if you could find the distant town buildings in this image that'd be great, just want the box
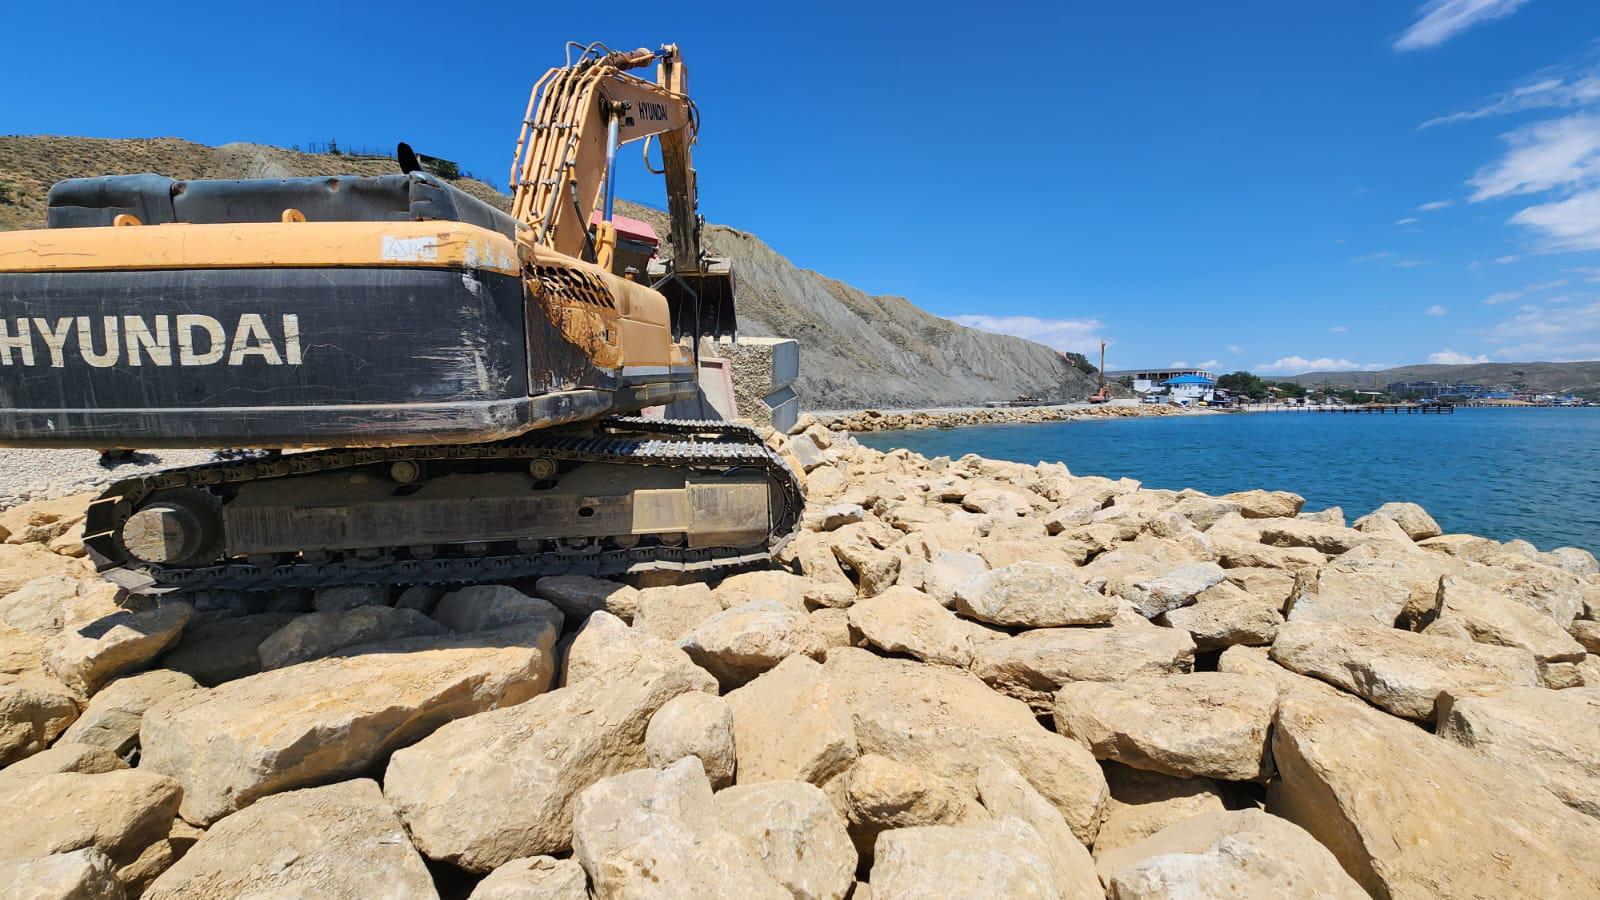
[1384,380,1581,404]
[1109,368,1218,405]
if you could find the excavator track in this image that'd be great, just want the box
[83,418,803,593]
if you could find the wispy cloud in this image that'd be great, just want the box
[1169,360,1190,368]
[1424,57,1600,127]
[1484,278,1573,304]
[1427,304,1449,316]
[1394,259,1430,268]
[1329,325,1349,333]
[1428,349,1491,364]
[1495,254,1521,264]
[1395,0,1533,52]
[1418,200,1455,210]
[1353,251,1393,263]
[1510,189,1600,250]
[1476,299,1600,359]
[1226,344,1244,355]
[1197,359,1222,370]
[1485,290,1524,304]
[1469,114,1600,202]
[1395,217,1420,226]
[948,314,1106,355]
[1254,356,1392,375]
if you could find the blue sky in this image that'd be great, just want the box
[6,0,1600,373]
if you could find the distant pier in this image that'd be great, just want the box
[1237,403,1455,415]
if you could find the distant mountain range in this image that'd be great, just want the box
[1281,361,1600,398]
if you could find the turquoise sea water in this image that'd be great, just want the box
[856,407,1600,554]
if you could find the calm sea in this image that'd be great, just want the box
[856,407,1600,554]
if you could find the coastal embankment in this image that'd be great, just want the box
[2,421,1598,897]
[815,400,1196,432]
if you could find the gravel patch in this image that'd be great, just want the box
[0,448,216,509]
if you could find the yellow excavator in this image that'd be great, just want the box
[0,41,802,593]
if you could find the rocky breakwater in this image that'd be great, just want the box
[817,403,1186,433]
[2,425,1600,897]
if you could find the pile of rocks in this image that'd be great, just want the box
[816,403,1185,433]
[3,423,1600,898]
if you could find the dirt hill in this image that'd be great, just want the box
[0,136,1094,409]
[1283,361,1600,398]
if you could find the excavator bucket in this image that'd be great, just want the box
[650,258,737,342]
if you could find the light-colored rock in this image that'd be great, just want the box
[726,655,858,785]
[382,629,715,871]
[257,605,447,669]
[141,623,558,826]
[144,779,437,900]
[469,856,588,900]
[646,691,736,788]
[1354,501,1442,540]
[0,848,124,900]
[1110,562,1226,618]
[842,753,980,863]
[1221,489,1304,519]
[1157,581,1281,649]
[1574,620,1600,654]
[1224,567,1296,607]
[679,598,828,688]
[826,648,1108,845]
[1545,546,1600,576]
[1093,765,1227,856]
[0,544,86,597]
[431,584,564,634]
[1458,559,1588,626]
[43,602,191,697]
[0,770,180,868]
[572,757,788,899]
[58,669,196,758]
[0,576,119,638]
[848,585,972,666]
[973,624,1196,710]
[1213,536,1324,572]
[533,573,641,621]
[1053,673,1276,781]
[1258,520,1372,555]
[716,780,857,900]
[310,583,389,612]
[818,503,866,531]
[561,609,708,687]
[832,541,901,597]
[1298,505,1345,526]
[0,494,93,545]
[1215,645,1351,703]
[961,486,1035,517]
[977,759,1103,899]
[1171,496,1243,531]
[1437,686,1600,819]
[918,552,989,611]
[953,561,1116,628]
[1097,809,1367,899]
[156,612,295,686]
[632,582,723,641]
[1269,691,1600,899]
[869,819,1061,899]
[1283,566,1412,627]
[1270,620,1539,721]
[1425,575,1586,663]
[1,671,80,766]
[0,741,125,787]
[714,568,808,610]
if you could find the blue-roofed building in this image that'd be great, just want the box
[1161,373,1217,404]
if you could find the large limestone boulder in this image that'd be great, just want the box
[973,624,1195,710]
[844,753,979,862]
[976,759,1103,899]
[561,609,708,687]
[144,779,437,900]
[0,671,80,766]
[1053,673,1276,781]
[1354,502,1441,540]
[0,575,119,638]
[869,819,1062,898]
[571,757,788,899]
[678,598,827,689]
[0,543,89,596]
[953,561,1115,628]
[714,568,809,611]
[0,494,93,545]
[1459,559,1588,626]
[1269,691,1600,898]
[43,602,191,696]
[0,848,124,900]
[1213,536,1324,572]
[257,605,447,669]
[533,573,640,622]
[1096,809,1366,899]
[825,648,1108,845]
[848,585,972,667]
[1423,575,1586,664]
[1283,566,1412,627]
[431,584,564,634]
[141,623,558,825]
[0,741,125,787]
[646,690,736,788]
[1110,562,1226,619]
[1221,489,1303,519]
[726,655,858,786]
[832,540,901,597]
[383,626,716,871]
[469,857,588,899]
[157,612,295,685]
[1437,686,1600,819]
[715,780,857,900]
[1269,620,1538,721]
[1093,765,1227,856]
[1259,520,1372,555]
[1156,581,1282,649]
[632,582,723,641]
[1172,496,1244,531]
[59,669,197,759]
[0,770,180,868]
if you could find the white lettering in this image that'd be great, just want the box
[177,314,226,366]
[227,313,283,366]
[32,317,72,368]
[282,314,302,366]
[75,316,119,367]
[124,315,172,366]
[0,319,34,366]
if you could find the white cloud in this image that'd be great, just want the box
[1509,188,1600,250]
[1353,251,1392,263]
[1226,344,1244,355]
[1169,360,1191,368]
[1394,259,1430,268]
[1418,200,1455,210]
[1428,349,1492,364]
[1484,290,1523,304]
[1395,217,1420,225]
[1483,278,1573,304]
[1494,254,1521,264]
[1395,0,1532,51]
[1427,304,1449,315]
[1329,325,1349,333]
[1424,59,1600,127]
[1469,114,1600,202]
[1197,360,1221,370]
[1254,357,1392,375]
[947,314,1106,355]
[1476,299,1600,359]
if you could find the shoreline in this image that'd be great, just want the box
[808,400,1211,433]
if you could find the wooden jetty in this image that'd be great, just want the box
[1236,403,1455,415]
